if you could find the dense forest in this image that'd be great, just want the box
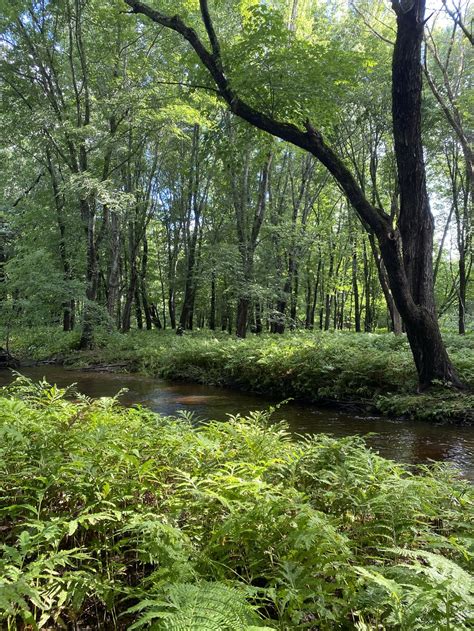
[0,1,473,629]
[0,0,472,378]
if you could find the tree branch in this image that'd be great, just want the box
[123,0,390,237]
[442,0,473,45]
[12,171,45,207]
[199,0,222,65]
[351,4,395,46]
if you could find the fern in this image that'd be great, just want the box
[356,549,474,630]
[0,378,472,629]
[127,582,272,630]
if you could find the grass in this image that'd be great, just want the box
[5,327,474,423]
[0,377,473,629]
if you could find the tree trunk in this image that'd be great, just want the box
[121,268,136,333]
[255,301,263,333]
[122,225,138,333]
[63,300,75,332]
[139,237,153,331]
[156,241,167,329]
[79,199,98,349]
[290,263,299,323]
[135,284,143,330]
[368,234,402,334]
[352,241,361,332]
[149,304,162,329]
[272,279,290,334]
[388,0,462,387]
[209,271,216,330]
[46,150,75,333]
[167,288,175,329]
[324,293,332,331]
[180,265,197,329]
[180,123,205,330]
[458,256,466,335]
[106,212,121,323]
[339,292,346,330]
[362,240,373,332]
[236,296,249,338]
[309,270,319,329]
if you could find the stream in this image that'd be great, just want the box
[1,366,473,479]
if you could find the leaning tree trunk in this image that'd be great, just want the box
[388,0,462,388]
[367,234,402,334]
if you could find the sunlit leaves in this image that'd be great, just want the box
[221,3,363,127]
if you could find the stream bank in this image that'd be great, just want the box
[2,365,473,479]
[6,328,474,424]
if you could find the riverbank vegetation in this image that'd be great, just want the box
[6,328,474,423]
[1,377,473,629]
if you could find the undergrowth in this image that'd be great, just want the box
[6,328,474,422]
[0,377,473,629]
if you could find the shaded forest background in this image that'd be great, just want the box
[0,0,471,343]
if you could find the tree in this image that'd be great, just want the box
[423,8,473,334]
[219,120,272,337]
[123,0,463,389]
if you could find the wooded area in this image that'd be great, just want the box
[1,3,473,629]
[0,0,471,388]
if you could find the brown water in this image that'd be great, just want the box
[1,366,473,479]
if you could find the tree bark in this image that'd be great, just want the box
[209,271,216,330]
[180,124,204,330]
[352,240,361,333]
[140,238,153,330]
[106,212,121,325]
[389,0,461,386]
[306,258,321,329]
[79,198,98,349]
[236,296,250,338]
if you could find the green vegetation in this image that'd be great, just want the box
[1,3,472,628]
[0,1,472,389]
[1,377,473,630]
[7,328,474,423]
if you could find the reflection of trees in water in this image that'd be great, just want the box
[409,434,448,463]
[411,434,472,479]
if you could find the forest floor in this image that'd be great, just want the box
[0,379,472,629]
[5,328,474,424]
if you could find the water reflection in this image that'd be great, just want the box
[0,367,472,479]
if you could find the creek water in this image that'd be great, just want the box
[1,366,473,479]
